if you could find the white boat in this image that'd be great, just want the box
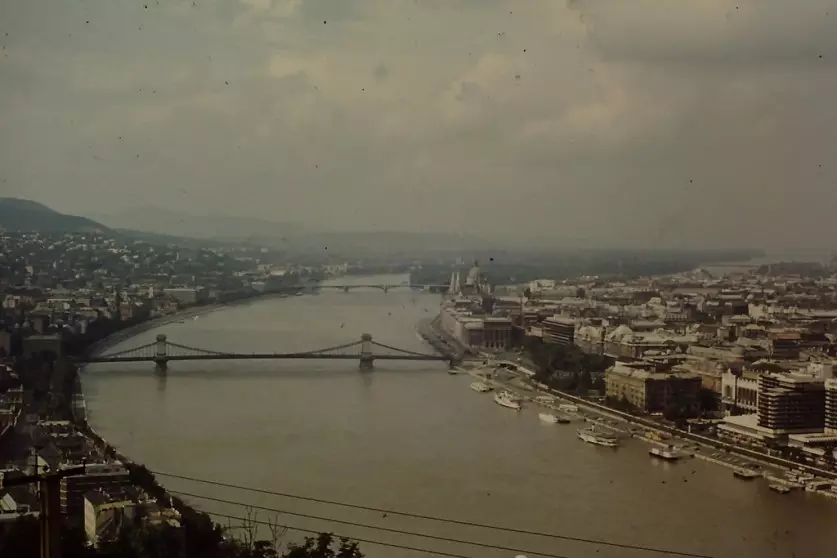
[577,428,619,447]
[769,483,791,494]
[649,446,684,461]
[494,391,522,410]
[539,412,559,423]
[733,468,761,480]
[534,395,556,405]
[558,404,579,413]
[470,382,493,393]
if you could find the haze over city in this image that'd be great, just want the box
[1,0,836,249]
[7,4,837,557]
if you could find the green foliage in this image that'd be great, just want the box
[523,337,609,393]
[282,533,363,558]
[0,516,361,558]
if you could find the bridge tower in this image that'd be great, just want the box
[359,333,374,370]
[154,334,168,374]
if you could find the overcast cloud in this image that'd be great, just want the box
[1,0,835,250]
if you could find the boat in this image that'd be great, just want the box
[649,446,684,461]
[806,480,832,492]
[577,428,619,447]
[769,484,791,494]
[538,413,559,424]
[534,395,556,405]
[494,391,522,410]
[558,404,579,413]
[470,382,493,393]
[733,468,761,480]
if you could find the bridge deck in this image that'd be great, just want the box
[79,353,449,364]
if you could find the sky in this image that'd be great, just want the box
[1,0,836,250]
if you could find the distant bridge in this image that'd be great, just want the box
[286,284,449,293]
[73,334,457,371]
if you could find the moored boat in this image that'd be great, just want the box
[538,412,559,423]
[649,446,684,461]
[494,391,522,410]
[577,428,619,447]
[769,483,791,494]
[470,381,493,393]
[733,468,761,480]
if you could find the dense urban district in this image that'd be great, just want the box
[2,223,837,556]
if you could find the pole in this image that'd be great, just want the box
[39,476,63,558]
[2,465,86,558]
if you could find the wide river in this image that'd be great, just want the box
[83,274,837,558]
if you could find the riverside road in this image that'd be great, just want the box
[82,274,837,558]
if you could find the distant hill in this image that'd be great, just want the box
[0,198,109,233]
[89,206,308,242]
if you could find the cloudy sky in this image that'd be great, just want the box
[1,1,835,249]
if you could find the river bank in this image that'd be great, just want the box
[85,293,293,358]
[463,363,837,502]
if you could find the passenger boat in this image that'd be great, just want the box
[493,391,522,410]
[769,484,791,494]
[470,382,493,393]
[538,413,559,424]
[732,468,761,480]
[577,428,619,447]
[649,446,684,461]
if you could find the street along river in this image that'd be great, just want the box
[83,275,837,558]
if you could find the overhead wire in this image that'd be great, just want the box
[170,490,574,558]
[207,510,483,558]
[153,470,721,558]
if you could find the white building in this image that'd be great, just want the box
[84,489,140,548]
[721,369,759,414]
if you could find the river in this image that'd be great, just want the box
[82,274,837,558]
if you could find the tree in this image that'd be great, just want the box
[282,533,364,558]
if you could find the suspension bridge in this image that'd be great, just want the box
[73,334,458,371]
[286,283,449,293]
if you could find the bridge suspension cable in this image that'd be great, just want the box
[165,341,230,356]
[98,342,157,358]
[370,340,438,358]
[296,340,362,355]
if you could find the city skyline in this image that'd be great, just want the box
[2,1,836,250]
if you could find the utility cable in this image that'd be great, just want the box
[153,470,720,558]
[208,510,481,558]
[171,490,573,558]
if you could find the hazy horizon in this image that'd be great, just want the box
[2,1,836,250]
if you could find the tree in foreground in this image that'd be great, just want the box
[282,533,364,558]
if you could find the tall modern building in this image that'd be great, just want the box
[826,378,837,434]
[757,373,825,434]
[541,316,576,347]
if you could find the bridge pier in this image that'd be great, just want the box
[154,359,168,375]
[359,333,374,370]
[154,334,168,374]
